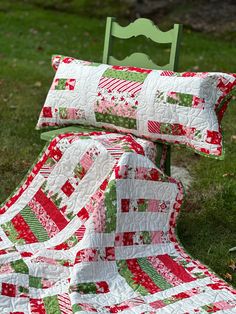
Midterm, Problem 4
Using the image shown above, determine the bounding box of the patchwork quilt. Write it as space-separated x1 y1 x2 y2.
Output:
36 55 236 158
0 131 235 313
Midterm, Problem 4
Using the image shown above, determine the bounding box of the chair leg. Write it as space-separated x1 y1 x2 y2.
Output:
165 145 171 176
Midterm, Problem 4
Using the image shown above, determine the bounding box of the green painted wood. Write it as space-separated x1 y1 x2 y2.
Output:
103 17 182 71
165 145 171 176
112 18 176 43
40 126 104 141
109 53 170 70
102 16 114 64
169 24 183 71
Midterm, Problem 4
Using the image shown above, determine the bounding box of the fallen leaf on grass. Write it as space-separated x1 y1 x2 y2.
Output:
231 135 236 142
29 28 38 35
36 46 44 51
38 60 45 65
223 173 235 177
9 105 17 110
34 81 42 87
228 260 236 272
223 273 232 281
193 65 200 71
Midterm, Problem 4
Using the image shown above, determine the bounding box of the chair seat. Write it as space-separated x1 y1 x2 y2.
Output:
40 126 104 141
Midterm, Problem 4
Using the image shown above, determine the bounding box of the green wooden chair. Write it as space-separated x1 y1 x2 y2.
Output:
40 17 182 175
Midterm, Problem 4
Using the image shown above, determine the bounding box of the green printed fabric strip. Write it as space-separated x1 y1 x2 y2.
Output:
49 192 63 208
1 221 24 245
95 112 137 129
167 92 193 107
216 89 235 113
55 79 67 90
103 68 148 83
11 259 29 274
43 295 61 314
72 304 83 313
59 107 69 119
137 200 149 212
74 163 86 180
137 257 173 290
117 260 149 296
104 180 117 233
70 282 97 294
19 286 29 294
140 231 152 243
21 206 50 242
29 276 42 288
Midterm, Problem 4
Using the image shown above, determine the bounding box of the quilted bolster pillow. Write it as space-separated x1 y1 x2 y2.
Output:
36 55 236 158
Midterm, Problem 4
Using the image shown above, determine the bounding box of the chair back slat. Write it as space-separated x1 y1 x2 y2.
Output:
110 53 172 70
102 17 183 175
103 17 182 71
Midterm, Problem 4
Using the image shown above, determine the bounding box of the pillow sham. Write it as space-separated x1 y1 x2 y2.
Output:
36 55 236 158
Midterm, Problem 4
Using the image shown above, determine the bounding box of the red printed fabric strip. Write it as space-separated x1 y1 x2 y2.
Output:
105 297 145 313
150 286 203 310
75 247 115 263
111 65 152 74
11 214 38 244
147 255 183 286
34 189 68 231
28 198 60 238
126 259 162 294
184 300 236 313
1 283 17 297
157 254 195 283
30 298 47 314
115 165 165 181
42 106 53 118
120 199 170 213
115 231 167 246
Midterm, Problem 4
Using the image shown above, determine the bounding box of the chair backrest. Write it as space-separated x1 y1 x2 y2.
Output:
102 17 182 71
102 17 182 175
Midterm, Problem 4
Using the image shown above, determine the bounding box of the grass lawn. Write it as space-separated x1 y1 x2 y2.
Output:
0 1 236 287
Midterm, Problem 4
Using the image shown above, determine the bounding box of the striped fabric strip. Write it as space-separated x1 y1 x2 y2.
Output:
126 259 162 294
57 293 73 314
117 260 149 296
20 206 50 242
99 78 142 94
28 198 60 238
147 256 183 286
11 213 40 244
137 257 173 290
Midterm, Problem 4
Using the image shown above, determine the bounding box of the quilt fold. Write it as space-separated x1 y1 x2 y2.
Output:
0 131 235 313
